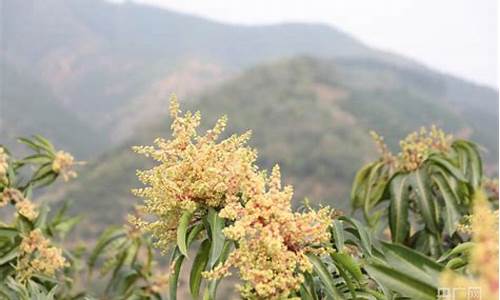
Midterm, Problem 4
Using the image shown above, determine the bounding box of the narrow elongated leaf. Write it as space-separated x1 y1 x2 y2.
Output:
300 284 315 300
340 216 373 257
169 249 185 300
190 239 211 299
33 135 56 153
364 263 436 300
363 163 387 226
20 155 52 165
351 163 374 210
335 261 357 299
89 227 126 272
204 240 233 300
428 156 467 182
331 252 363 282
187 223 204 247
452 140 482 189
303 272 319 300
17 137 40 152
31 164 53 181
410 168 438 234
380 241 443 287
0 228 18 240
177 210 193 257
445 257 467 269
331 219 345 251
0 246 19 265
432 173 461 236
206 208 225 268
438 242 474 263
388 173 410 243
307 254 346 300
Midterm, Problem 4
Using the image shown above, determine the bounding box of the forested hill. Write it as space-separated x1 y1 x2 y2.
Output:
45 57 498 237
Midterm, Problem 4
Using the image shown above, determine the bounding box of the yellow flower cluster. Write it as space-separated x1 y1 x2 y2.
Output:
0 188 23 207
399 126 452 171
204 166 332 299
52 150 80 181
131 96 264 249
0 147 8 184
370 131 397 168
16 229 67 282
371 126 452 172
0 188 38 221
132 98 334 298
440 191 499 300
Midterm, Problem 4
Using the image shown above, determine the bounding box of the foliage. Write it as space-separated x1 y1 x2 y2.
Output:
0 97 498 299
351 127 491 257
0 137 162 299
46 57 499 237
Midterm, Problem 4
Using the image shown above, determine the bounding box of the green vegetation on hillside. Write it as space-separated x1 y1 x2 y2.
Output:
47 57 498 237
0 106 497 299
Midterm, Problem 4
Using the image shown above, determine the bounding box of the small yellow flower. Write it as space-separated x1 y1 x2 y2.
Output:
370 131 397 168
15 199 39 221
131 96 264 249
0 147 8 183
0 188 25 207
205 166 332 299
372 126 453 172
440 190 499 300
52 151 82 181
17 229 67 282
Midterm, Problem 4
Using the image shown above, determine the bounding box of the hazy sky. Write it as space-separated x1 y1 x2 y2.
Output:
123 0 497 88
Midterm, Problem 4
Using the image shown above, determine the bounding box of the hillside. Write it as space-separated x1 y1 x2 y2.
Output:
46 57 498 237
0 61 107 157
2 0 423 154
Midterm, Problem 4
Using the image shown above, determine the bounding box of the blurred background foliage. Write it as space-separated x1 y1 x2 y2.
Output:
1 1 498 293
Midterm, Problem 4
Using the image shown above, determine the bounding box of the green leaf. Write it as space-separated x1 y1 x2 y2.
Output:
307 254 346 300
0 246 19 265
33 135 56 154
410 167 438 234
17 137 40 152
388 173 410 243
0 227 18 240
52 216 82 238
204 240 233 300
88 227 126 272
380 241 443 288
364 263 436 300
299 284 315 300
432 173 461 236
187 223 204 247
206 208 225 268
351 163 374 210
340 216 373 257
19 154 52 166
445 257 468 269
177 210 193 257
363 162 387 226
331 219 345 251
428 155 467 182
452 140 482 189
32 171 57 188
438 242 474 263
331 252 363 282
190 239 211 299
31 164 53 181
169 248 185 300
302 272 319 300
